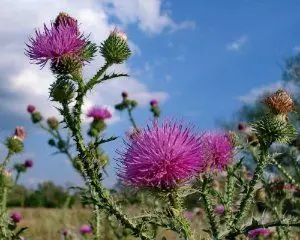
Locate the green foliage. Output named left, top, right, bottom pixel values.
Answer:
left=7, top=182, right=80, bottom=208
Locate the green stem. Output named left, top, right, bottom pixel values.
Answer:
left=168, top=191, right=192, bottom=240
left=15, top=171, right=21, bottom=184
left=224, top=167, right=234, bottom=225
left=127, top=107, right=139, bottom=132
left=231, top=151, right=268, bottom=233
left=271, top=158, right=299, bottom=187
left=226, top=221, right=300, bottom=239
left=201, top=177, right=220, bottom=239
left=61, top=99, right=151, bottom=240
left=94, top=205, right=101, bottom=239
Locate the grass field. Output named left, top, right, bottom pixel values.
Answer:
left=9, top=208, right=208, bottom=240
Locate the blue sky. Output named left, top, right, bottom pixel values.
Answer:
left=1, top=0, right=300, bottom=188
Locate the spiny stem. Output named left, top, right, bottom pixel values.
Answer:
left=168, top=191, right=193, bottom=240
left=224, top=167, right=234, bottom=225
left=271, top=158, right=299, bottom=187
left=231, top=151, right=268, bottom=232
left=201, top=177, right=220, bottom=239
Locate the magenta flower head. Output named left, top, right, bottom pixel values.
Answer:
left=122, top=91, right=128, bottom=99
left=215, top=205, right=225, bottom=215
left=27, top=105, right=36, bottom=113
left=24, top=159, right=33, bottom=168
left=199, top=131, right=233, bottom=172
left=25, top=14, right=86, bottom=68
left=247, top=228, right=272, bottom=239
left=87, top=107, right=112, bottom=120
left=11, top=212, right=21, bottom=223
left=118, top=119, right=204, bottom=189
left=14, top=127, right=27, bottom=142
left=183, top=211, right=196, bottom=220
left=150, top=99, right=158, bottom=107
left=79, top=224, right=92, bottom=235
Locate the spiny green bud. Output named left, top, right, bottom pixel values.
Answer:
left=88, top=119, right=106, bottom=137
left=48, top=139, right=56, bottom=147
left=50, top=55, right=83, bottom=75
left=31, top=111, right=43, bottom=123
left=251, top=114, right=297, bottom=147
left=151, top=106, right=161, bottom=117
left=130, top=100, right=137, bottom=108
left=13, top=163, right=26, bottom=173
left=5, top=137, right=24, bottom=154
left=100, top=29, right=131, bottom=64
left=47, top=117, right=59, bottom=130
left=49, top=78, right=75, bottom=103
left=57, top=140, right=66, bottom=150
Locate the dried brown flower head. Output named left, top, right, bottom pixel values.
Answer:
left=264, top=89, right=295, bottom=115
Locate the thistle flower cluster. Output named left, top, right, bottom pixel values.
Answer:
left=27, top=105, right=42, bottom=124
left=118, top=120, right=233, bottom=189
left=87, top=107, right=112, bottom=137
left=24, top=12, right=300, bottom=240
left=150, top=99, right=161, bottom=118
left=115, top=92, right=138, bottom=111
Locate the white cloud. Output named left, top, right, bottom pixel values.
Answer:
left=0, top=0, right=168, bottom=124
left=226, top=35, right=248, bottom=51
left=294, top=45, right=300, bottom=53
left=174, top=55, right=185, bottom=62
left=102, top=0, right=195, bottom=34
left=165, top=74, right=172, bottom=82
left=237, top=81, right=298, bottom=104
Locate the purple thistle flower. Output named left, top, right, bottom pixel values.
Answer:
left=247, top=228, right=272, bottom=239
left=14, top=126, right=27, bottom=142
left=11, top=212, right=21, bottom=223
left=183, top=211, right=196, bottom=220
left=79, top=224, right=92, bottom=235
left=87, top=107, right=112, bottom=120
left=150, top=99, right=158, bottom=106
left=27, top=104, right=36, bottom=113
left=25, top=19, right=86, bottom=67
left=215, top=205, right=225, bottom=215
left=199, top=131, right=233, bottom=172
left=118, top=119, right=204, bottom=189
left=24, top=159, right=33, bottom=168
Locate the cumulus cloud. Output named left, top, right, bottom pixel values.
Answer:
left=0, top=0, right=168, bottom=126
left=237, top=81, right=298, bottom=104
left=102, top=0, right=196, bottom=34
left=226, top=35, right=248, bottom=51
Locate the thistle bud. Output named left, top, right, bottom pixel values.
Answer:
left=237, top=122, right=247, bottom=131
left=50, top=54, right=83, bottom=75
left=264, top=89, right=295, bottom=116
left=57, top=140, right=66, bottom=150
left=49, top=79, right=75, bottom=103
left=100, top=29, right=131, bottom=64
left=47, top=117, right=59, bottom=130
left=255, top=188, right=266, bottom=202
left=48, top=139, right=56, bottom=147
left=5, top=137, right=24, bottom=153
left=31, top=112, right=43, bottom=123
left=130, top=100, right=138, bottom=108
